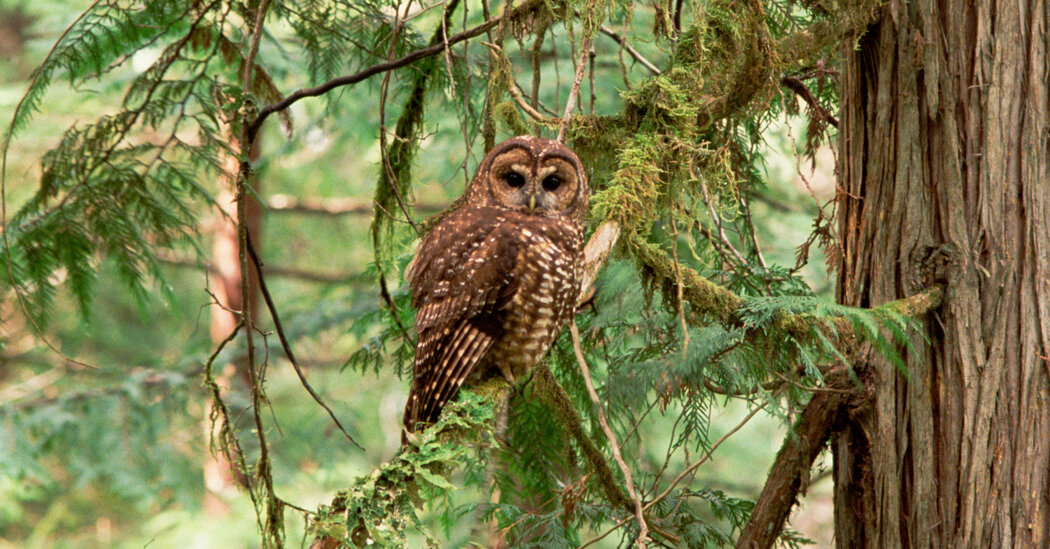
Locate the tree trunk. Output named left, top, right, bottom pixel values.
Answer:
left=835, top=1, right=1050, bottom=547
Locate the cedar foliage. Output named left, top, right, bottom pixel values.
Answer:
left=0, top=0, right=934, bottom=547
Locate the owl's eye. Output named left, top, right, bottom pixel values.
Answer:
left=504, top=172, right=526, bottom=188
left=542, top=175, right=562, bottom=191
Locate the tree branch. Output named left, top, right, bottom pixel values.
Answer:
left=734, top=366, right=857, bottom=549
left=598, top=25, right=662, bottom=76
left=245, top=0, right=547, bottom=144
left=735, top=284, right=946, bottom=549
left=781, top=76, right=838, bottom=128
left=557, top=32, right=592, bottom=143
left=246, top=232, right=364, bottom=450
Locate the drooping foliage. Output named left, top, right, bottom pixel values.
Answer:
left=0, top=0, right=929, bottom=547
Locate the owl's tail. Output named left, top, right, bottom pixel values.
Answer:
left=401, top=321, right=497, bottom=445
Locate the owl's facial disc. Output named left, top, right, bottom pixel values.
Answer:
left=480, top=138, right=586, bottom=218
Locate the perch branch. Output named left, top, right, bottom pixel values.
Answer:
left=579, top=221, right=621, bottom=301
left=307, top=380, right=512, bottom=549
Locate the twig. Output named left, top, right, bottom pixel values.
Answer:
left=739, top=194, right=769, bottom=270
left=530, top=19, right=548, bottom=133
left=669, top=214, right=690, bottom=355
left=570, top=321, right=649, bottom=548
left=246, top=232, right=364, bottom=450
left=579, top=399, right=769, bottom=549
left=557, top=32, right=592, bottom=143
left=482, top=42, right=558, bottom=124
left=651, top=400, right=769, bottom=513
left=598, top=25, right=662, bottom=75
left=696, top=174, right=750, bottom=268
left=780, top=95, right=834, bottom=226
left=203, top=320, right=248, bottom=467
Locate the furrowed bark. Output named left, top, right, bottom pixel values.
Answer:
left=835, top=1, right=1050, bottom=547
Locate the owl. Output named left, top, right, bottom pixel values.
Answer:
left=401, top=135, right=589, bottom=441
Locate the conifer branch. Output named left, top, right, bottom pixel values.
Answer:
left=735, top=366, right=853, bottom=549
left=735, top=286, right=946, bottom=548
left=624, top=230, right=946, bottom=344
left=246, top=0, right=547, bottom=144
left=307, top=381, right=511, bottom=549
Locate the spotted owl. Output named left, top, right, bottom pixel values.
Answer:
left=401, top=135, right=589, bottom=441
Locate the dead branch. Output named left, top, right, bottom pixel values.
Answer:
left=245, top=232, right=363, bottom=450
left=570, top=321, right=649, bottom=547
left=557, top=32, right=592, bottom=143
left=598, top=25, right=662, bottom=75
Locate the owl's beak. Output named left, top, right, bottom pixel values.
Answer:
left=527, top=193, right=537, bottom=212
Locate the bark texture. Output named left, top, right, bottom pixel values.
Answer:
left=835, top=1, right=1050, bottom=547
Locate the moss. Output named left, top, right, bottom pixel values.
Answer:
left=494, top=100, right=532, bottom=136
left=310, top=382, right=509, bottom=548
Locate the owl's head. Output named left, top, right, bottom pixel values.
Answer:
left=468, top=136, right=589, bottom=222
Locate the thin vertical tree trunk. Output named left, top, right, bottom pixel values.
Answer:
left=203, top=135, right=262, bottom=515
left=835, top=1, right=1050, bottom=547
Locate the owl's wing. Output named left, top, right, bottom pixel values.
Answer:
left=403, top=220, right=522, bottom=440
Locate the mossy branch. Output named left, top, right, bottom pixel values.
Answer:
left=308, top=379, right=512, bottom=549
left=586, top=224, right=944, bottom=357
